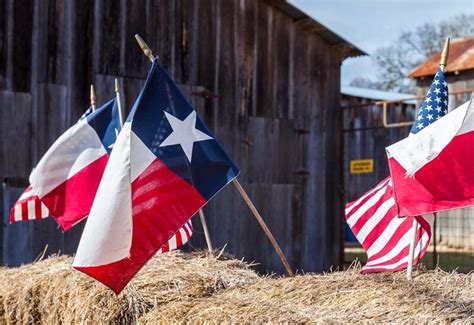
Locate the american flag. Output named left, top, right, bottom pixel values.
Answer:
left=346, top=68, right=448, bottom=273
left=410, top=69, right=448, bottom=134
left=157, top=220, right=193, bottom=254
left=10, top=186, right=49, bottom=222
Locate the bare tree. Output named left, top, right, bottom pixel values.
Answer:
left=358, top=14, right=474, bottom=93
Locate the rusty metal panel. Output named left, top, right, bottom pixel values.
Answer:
left=410, top=37, right=474, bottom=78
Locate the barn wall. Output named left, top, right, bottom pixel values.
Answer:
left=0, top=0, right=346, bottom=273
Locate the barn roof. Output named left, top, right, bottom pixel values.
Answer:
left=409, top=36, right=474, bottom=78
left=267, top=0, right=366, bottom=59
left=341, top=86, right=418, bottom=104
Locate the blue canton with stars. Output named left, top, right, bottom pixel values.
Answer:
left=410, top=69, right=448, bottom=134
left=127, top=60, right=239, bottom=200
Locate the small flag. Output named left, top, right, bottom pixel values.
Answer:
left=346, top=70, right=449, bottom=273
left=73, top=60, right=239, bottom=294
left=387, top=98, right=474, bottom=216
left=157, top=220, right=193, bottom=254
left=346, top=178, right=433, bottom=273
left=28, top=98, right=121, bottom=231
left=10, top=186, right=49, bottom=222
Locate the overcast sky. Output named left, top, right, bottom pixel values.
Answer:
left=289, top=0, right=474, bottom=86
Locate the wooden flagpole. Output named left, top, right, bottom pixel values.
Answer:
left=233, top=179, right=294, bottom=276
left=406, top=37, right=450, bottom=280
left=134, top=34, right=213, bottom=253
left=90, top=84, right=97, bottom=111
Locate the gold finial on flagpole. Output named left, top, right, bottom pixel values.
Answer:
left=90, top=84, right=97, bottom=111
left=134, top=34, right=155, bottom=62
left=114, top=78, right=124, bottom=126
left=114, top=78, right=119, bottom=94
left=439, top=37, right=450, bottom=71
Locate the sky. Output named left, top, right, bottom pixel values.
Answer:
left=289, top=0, right=474, bottom=86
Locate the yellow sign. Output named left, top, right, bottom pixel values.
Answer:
left=350, top=159, right=374, bottom=174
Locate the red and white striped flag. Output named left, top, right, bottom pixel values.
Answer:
left=345, top=177, right=434, bottom=273
left=157, top=220, right=193, bottom=254
left=10, top=186, right=49, bottom=222
left=10, top=186, right=193, bottom=254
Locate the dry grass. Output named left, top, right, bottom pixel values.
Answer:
left=0, top=251, right=472, bottom=324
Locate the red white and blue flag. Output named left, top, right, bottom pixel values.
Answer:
left=345, top=70, right=448, bottom=273
left=387, top=98, right=474, bottom=216
left=73, top=60, right=239, bottom=294
left=25, top=98, right=121, bottom=231
left=10, top=186, right=49, bottom=222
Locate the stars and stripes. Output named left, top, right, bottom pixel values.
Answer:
left=345, top=178, right=433, bottom=273
left=346, top=68, right=449, bottom=273
left=157, top=220, right=193, bottom=254
left=10, top=186, right=49, bottom=222
left=411, top=69, right=448, bottom=134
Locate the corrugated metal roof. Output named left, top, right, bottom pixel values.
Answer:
left=410, top=36, right=474, bottom=78
left=341, top=86, right=418, bottom=104
left=266, top=0, right=366, bottom=59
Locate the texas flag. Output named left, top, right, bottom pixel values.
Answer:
left=387, top=97, right=474, bottom=217
left=29, top=98, right=121, bottom=231
left=73, top=60, right=239, bottom=294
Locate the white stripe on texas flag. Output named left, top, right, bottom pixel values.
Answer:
left=29, top=117, right=109, bottom=231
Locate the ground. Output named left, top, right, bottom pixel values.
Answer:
left=345, top=246, right=474, bottom=273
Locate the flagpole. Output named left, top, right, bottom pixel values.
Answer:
left=114, top=78, right=124, bottom=126
left=406, top=37, right=450, bottom=280
left=134, top=34, right=214, bottom=253
left=233, top=179, right=295, bottom=276
left=90, top=84, right=97, bottom=112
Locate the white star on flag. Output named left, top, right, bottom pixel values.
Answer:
left=160, top=111, right=213, bottom=162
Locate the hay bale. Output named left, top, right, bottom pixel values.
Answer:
left=138, top=268, right=473, bottom=323
left=0, top=252, right=472, bottom=323
left=0, top=252, right=258, bottom=324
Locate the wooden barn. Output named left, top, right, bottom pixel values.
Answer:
left=0, top=1, right=365, bottom=273
left=410, top=36, right=474, bottom=250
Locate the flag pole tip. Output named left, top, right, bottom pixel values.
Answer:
left=90, top=84, right=96, bottom=106
left=114, top=78, right=119, bottom=93
left=439, top=37, right=450, bottom=68
left=134, top=34, right=154, bottom=61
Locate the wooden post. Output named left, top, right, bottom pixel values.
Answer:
left=134, top=34, right=213, bottom=253
left=199, top=210, right=213, bottom=252
left=90, top=84, right=97, bottom=111
left=233, top=179, right=294, bottom=276
left=406, top=37, right=450, bottom=280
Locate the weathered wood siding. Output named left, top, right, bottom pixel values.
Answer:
left=342, top=96, right=416, bottom=203
left=0, top=0, right=347, bottom=273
